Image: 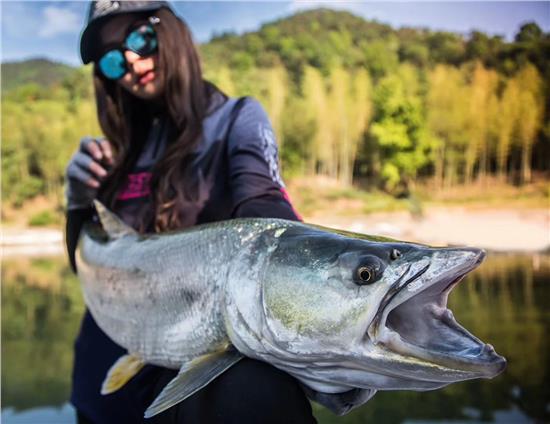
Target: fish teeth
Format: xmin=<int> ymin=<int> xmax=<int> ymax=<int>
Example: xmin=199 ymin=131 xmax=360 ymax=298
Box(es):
xmin=426 ymin=303 xmax=446 ymax=318
xmin=442 ymin=309 xmax=455 ymax=323
xmin=481 ymin=343 xmax=496 ymax=355
xmin=426 ymin=306 xmax=454 ymax=323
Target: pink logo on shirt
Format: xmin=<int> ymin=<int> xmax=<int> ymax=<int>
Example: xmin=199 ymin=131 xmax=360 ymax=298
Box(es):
xmin=117 ymin=172 xmax=152 ymax=200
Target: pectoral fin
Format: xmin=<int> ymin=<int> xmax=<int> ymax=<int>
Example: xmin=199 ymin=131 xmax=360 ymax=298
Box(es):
xmin=144 ymin=346 xmax=244 ymax=418
xmin=101 ymin=354 xmax=145 ymax=395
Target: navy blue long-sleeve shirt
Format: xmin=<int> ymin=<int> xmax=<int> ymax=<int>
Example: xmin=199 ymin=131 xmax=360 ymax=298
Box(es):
xmin=66 ymin=93 xmax=313 ymax=423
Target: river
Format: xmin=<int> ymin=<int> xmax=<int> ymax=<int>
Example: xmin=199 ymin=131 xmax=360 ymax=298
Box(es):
xmin=1 ymin=253 xmax=549 ymax=423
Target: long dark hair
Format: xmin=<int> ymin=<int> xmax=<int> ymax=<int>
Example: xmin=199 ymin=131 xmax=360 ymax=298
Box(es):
xmin=94 ymin=7 xmax=225 ymax=232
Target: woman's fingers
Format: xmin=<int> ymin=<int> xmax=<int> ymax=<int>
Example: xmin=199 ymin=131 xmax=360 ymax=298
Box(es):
xmin=86 ymin=177 xmax=100 ymax=189
xmin=80 ymin=136 xmax=103 ymax=160
xmin=70 ymin=151 xmax=107 ymax=187
xmin=89 ymin=160 xmax=108 ymax=179
xmin=80 ymin=137 xmax=113 ymax=165
xmin=98 ymin=138 xmax=114 ymax=165
xmin=67 ymin=158 xmax=100 ymax=188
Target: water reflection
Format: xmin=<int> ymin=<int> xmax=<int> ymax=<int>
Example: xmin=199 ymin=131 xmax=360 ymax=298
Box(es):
xmin=1 ymin=253 xmax=549 ymax=423
xmin=1 ymin=258 xmax=84 ymax=412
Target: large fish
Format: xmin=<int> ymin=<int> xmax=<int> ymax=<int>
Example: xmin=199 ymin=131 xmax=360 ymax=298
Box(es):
xmin=76 ymin=201 xmax=506 ymax=418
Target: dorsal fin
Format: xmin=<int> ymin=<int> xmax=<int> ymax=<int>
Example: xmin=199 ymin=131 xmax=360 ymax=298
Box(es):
xmin=93 ymin=200 xmax=137 ymax=239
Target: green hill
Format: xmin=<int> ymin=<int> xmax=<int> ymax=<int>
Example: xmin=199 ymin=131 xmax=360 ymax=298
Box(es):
xmin=200 ymin=8 xmax=548 ymax=79
xmin=1 ymin=58 xmax=76 ymax=92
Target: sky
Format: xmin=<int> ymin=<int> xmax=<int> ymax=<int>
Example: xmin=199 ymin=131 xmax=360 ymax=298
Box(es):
xmin=1 ymin=1 xmax=549 ymax=66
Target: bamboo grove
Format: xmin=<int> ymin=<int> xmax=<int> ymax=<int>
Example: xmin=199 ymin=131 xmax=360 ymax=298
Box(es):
xmin=2 ymin=9 xmax=548 ymax=207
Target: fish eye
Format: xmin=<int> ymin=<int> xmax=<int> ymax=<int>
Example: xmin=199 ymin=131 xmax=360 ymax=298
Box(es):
xmin=344 ymin=254 xmax=385 ymax=286
xmin=390 ymin=249 xmax=402 ymax=260
xmin=357 ymin=266 xmax=373 ymax=284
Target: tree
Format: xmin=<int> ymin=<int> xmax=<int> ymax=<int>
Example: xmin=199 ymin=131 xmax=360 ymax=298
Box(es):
xmin=464 ymin=62 xmax=499 ymax=183
xmin=280 ymin=96 xmax=316 ymax=176
xmin=495 ymin=78 xmax=520 ymax=180
xmin=515 ymin=22 xmax=543 ymax=43
xmin=62 ymin=67 xmax=94 ymax=105
xmin=426 ymin=32 xmax=466 ymax=66
xmin=301 ymin=66 xmax=331 ymax=175
xmin=514 ymin=64 xmax=545 ymax=183
xmin=399 ymin=41 xmax=430 ymax=68
xmin=370 ymin=64 xmax=432 ymax=192
xmin=426 ymin=64 xmax=469 ymax=188
xmin=260 ymin=67 xmax=289 ymax=153
xmin=346 ymin=69 xmax=373 ymax=185
xmin=360 ymin=38 xmax=399 ymax=80
xmin=465 ymin=31 xmax=504 ymax=67
xmin=203 ymin=66 xmax=235 ymax=97
xmin=327 ymin=66 xmax=351 ymax=182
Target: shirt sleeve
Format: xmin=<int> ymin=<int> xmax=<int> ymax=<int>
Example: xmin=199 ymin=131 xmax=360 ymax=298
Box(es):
xmin=227 ymin=98 xmax=301 ymax=221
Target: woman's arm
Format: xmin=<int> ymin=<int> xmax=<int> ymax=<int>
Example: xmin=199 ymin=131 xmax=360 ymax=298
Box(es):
xmin=227 ymin=98 xmax=301 ymax=221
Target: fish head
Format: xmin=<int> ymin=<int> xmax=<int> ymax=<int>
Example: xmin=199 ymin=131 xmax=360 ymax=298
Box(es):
xmin=253 ymin=224 xmax=506 ymax=394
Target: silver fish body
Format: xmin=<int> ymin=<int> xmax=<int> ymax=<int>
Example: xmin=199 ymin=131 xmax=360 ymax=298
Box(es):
xmin=77 ymin=217 xmax=292 ymax=368
xmin=76 ymin=203 xmax=506 ymax=417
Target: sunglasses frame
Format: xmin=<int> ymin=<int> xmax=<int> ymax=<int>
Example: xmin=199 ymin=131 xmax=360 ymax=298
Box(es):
xmin=97 ymin=16 xmax=160 ymax=80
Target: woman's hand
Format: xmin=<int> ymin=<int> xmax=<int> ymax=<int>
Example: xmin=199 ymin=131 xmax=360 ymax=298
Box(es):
xmin=65 ymin=137 xmax=114 ymax=210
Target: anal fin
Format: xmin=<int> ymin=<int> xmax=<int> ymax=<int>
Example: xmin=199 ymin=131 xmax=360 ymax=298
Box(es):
xmin=101 ymin=353 xmax=145 ymax=395
xmin=144 ymin=346 xmax=243 ymax=418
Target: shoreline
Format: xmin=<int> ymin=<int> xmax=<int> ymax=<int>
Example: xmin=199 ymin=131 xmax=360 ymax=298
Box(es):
xmin=306 ymin=206 xmax=549 ymax=253
xmin=2 ymin=228 xmax=65 ymax=258
xmin=2 ymin=206 xmax=549 ymax=257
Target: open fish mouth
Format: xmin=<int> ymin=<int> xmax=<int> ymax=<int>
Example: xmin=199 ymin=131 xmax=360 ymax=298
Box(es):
xmin=368 ymin=249 xmax=506 ymax=379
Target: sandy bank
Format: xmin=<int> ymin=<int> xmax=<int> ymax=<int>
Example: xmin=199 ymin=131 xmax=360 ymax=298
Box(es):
xmin=2 ymin=207 xmax=549 ymax=257
xmin=307 ymin=207 xmax=549 ymax=252
xmin=2 ymin=228 xmax=65 ymax=257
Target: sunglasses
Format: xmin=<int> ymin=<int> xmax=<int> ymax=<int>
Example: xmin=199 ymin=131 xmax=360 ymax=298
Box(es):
xmin=98 ymin=16 xmax=160 ymax=80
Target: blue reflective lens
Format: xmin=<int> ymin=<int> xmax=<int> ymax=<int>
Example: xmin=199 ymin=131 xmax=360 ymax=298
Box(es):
xmin=126 ymin=25 xmax=157 ymax=56
xmin=98 ymin=50 xmax=126 ymax=80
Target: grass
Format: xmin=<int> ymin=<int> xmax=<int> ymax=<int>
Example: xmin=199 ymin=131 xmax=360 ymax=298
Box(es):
xmin=286 ymin=175 xmax=549 ymax=220
xmin=1 ymin=195 xmax=64 ymax=228
xmin=286 ymin=177 xmax=414 ymax=218
xmin=28 ymin=210 xmax=60 ymax=227
xmin=416 ymin=176 xmax=550 ymax=209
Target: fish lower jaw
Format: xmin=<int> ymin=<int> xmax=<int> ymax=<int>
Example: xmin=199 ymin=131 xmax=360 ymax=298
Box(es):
xmin=369 ymin=308 xmax=506 ymax=380
xmin=364 ymin=260 xmax=506 ymax=380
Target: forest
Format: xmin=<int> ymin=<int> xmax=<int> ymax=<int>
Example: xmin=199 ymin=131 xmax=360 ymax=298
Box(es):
xmin=2 ymin=9 xmax=548 ymax=211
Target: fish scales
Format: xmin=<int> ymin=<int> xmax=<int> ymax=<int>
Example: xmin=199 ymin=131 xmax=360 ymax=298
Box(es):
xmin=77 ymin=218 xmax=289 ymax=368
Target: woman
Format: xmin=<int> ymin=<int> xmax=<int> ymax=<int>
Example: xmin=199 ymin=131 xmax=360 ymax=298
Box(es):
xmin=65 ymin=1 xmax=315 ymax=423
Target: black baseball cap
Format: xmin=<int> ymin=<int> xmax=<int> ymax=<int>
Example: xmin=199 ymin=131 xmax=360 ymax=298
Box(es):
xmin=80 ymin=0 xmax=173 ymax=64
